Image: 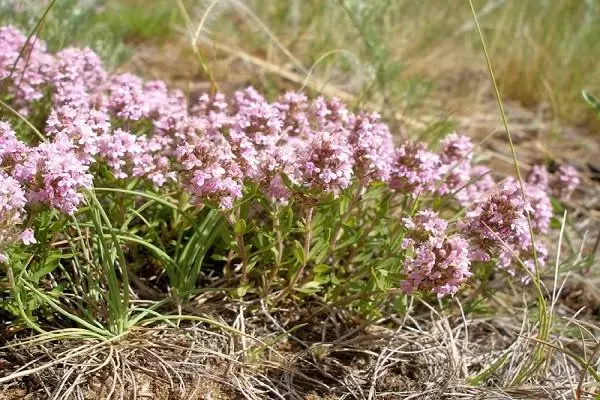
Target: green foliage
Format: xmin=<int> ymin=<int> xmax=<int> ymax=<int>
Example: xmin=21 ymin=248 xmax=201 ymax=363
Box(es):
xmin=0 ymin=0 xmax=129 ymax=69
xmin=582 ymin=90 xmax=600 ymax=117
xmin=88 ymin=0 xmax=182 ymax=45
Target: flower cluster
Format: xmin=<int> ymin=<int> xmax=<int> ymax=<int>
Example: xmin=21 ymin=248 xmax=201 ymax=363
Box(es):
xmin=0 ymin=172 xmax=33 ymax=262
xmin=0 ymin=25 xmax=53 ymax=113
xmin=0 ymin=26 xmax=580 ymax=296
xmin=296 ymin=130 xmax=354 ymax=195
xmin=401 ymin=210 xmax=471 ymax=297
xmin=459 ymin=179 xmax=550 ymax=282
xmin=176 ymin=135 xmax=243 ymax=209
xmin=389 ymin=142 xmax=441 ymax=196
xmin=1 ymin=122 xmax=92 ymax=215
xmin=550 ymin=164 xmax=580 ymax=200
xmin=527 ymin=163 xmax=580 ymax=201
xmin=348 ymin=112 xmax=395 ymax=185
xmin=437 ymin=133 xmax=474 ymax=196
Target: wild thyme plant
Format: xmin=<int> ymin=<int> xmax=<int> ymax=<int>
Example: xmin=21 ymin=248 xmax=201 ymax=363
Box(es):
xmin=0 ymin=25 xmax=580 ymax=332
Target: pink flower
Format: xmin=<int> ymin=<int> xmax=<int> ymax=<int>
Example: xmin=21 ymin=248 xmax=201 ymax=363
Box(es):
xmin=275 ymin=91 xmax=310 ymax=137
xmin=389 ymin=141 xmax=441 ymax=196
xmin=296 ymin=130 xmax=354 ymax=195
xmin=402 ymin=209 xmax=448 ymax=249
xmin=0 ymin=172 xmax=28 ymax=262
xmin=175 ymin=134 xmax=243 ymax=209
xmin=347 ymin=112 xmax=394 ymax=185
xmin=524 ymin=181 xmax=552 ymax=234
xmin=52 ymin=47 xmax=106 ymax=91
xmin=437 ymin=134 xmax=475 ymax=196
xmin=459 ymin=179 xmax=548 ymax=280
xmin=399 ymin=210 xmax=471 ymax=297
xmin=106 ymin=73 xmax=148 ymax=121
xmin=439 ymin=133 xmax=473 ymax=164
xmin=401 ymin=234 xmax=472 ymax=298
xmin=190 ymin=92 xmax=232 ymax=134
xmin=45 ymin=105 xmax=110 ymax=163
xmin=19 ymin=134 xmax=93 ymax=215
xmin=0 ymin=120 xmax=29 ymax=169
xmin=0 ymin=26 xmax=54 ymax=113
xmin=19 ymin=229 xmax=36 ymax=245
xmin=311 ymin=96 xmax=352 ymax=130
xmin=550 ymin=164 xmax=579 ymax=200
xmin=526 ymin=165 xmax=550 ymax=189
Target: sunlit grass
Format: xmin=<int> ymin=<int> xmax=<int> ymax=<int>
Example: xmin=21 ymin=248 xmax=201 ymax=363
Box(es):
xmin=179 ymin=0 xmax=600 ymax=128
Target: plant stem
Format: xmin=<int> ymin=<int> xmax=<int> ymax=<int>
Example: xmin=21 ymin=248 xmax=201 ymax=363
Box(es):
xmin=345 ymin=192 xmax=393 ymax=268
xmin=6 ymin=266 xmax=45 ymax=334
xmin=276 ymin=206 xmax=313 ymax=301
xmin=234 ymin=209 xmax=250 ymax=285
xmin=265 ymin=205 xmax=284 ymax=293
xmin=329 ymin=185 xmax=361 ymax=258
xmin=238 ymin=233 xmax=249 ymax=284
xmin=294 ymin=206 xmax=314 ymax=287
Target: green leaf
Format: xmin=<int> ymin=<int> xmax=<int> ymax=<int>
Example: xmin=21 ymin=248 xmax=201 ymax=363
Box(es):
xmin=236 ymin=285 xmax=249 ymax=297
xmin=30 ymin=253 xmax=68 ymax=282
xmin=309 ymin=238 xmax=329 ymax=264
xmin=329 ymin=273 xmax=340 ymax=286
xmin=176 ymin=209 xmax=224 ymax=294
xmin=582 ymin=90 xmax=600 ymax=116
xmin=313 ymin=263 xmax=329 ymax=274
xmin=291 ymin=240 xmax=305 ymax=265
xmin=281 ymin=206 xmax=294 ymax=233
xmin=297 ymin=280 xmax=323 ymax=294
xmin=234 ymin=218 xmax=247 ymax=235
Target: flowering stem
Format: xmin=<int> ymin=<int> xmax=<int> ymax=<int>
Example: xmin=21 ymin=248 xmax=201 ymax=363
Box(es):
xmin=345 ymin=192 xmax=393 ymax=267
xmin=238 ymin=233 xmax=249 ymax=284
xmin=233 ymin=209 xmax=250 ymax=286
xmin=276 ymin=206 xmax=313 ymax=301
xmin=295 ymin=207 xmax=314 ymax=286
xmin=223 ymin=249 xmax=234 ymax=281
xmin=329 ymin=185 xmax=361 ymax=258
xmin=264 ymin=206 xmax=284 ymax=294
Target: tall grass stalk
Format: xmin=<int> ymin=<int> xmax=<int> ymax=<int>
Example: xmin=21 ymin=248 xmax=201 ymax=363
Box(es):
xmin=467 ymin=0 xmax=550 ymax=383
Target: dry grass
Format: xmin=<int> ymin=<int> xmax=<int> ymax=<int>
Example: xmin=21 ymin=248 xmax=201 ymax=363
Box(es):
xmin=160 ymin=0 xmax=600 ymax=130
xmin=8 ymin=0 xmax=600 ymax=128
xmin=2 ymin=288 xmax=600 ymax=399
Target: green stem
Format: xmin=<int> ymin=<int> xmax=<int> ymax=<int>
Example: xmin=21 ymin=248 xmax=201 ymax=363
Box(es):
xmin=234 ymin=209 xmax=250 ymax=286
xmin=276 ymin=206 xmax=314 ymax=301
xmin=329 ymin=185 xmax=362 ymax=258
xmin=293 ymin=207 xmax=314 ymax=288
xmin=467 ymin=0 xmax=549 ymax=382
xmin=345 ymin=192 xmax=393 ymax=267
xmin=264 ymin=205 xmax=284 ymax=293
xmin=6 ymin=266 xmax=45 ymax=334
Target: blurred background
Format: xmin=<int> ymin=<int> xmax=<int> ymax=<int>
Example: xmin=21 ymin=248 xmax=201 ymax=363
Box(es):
xmin=2 ymin=0 xmax=599 ymax=149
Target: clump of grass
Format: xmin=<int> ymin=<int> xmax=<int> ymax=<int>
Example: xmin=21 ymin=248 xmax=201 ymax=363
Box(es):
xmin=483 ymin=0 xmax=600 ymax=126
xmin=89 ymin=0 xmax=183 ymax=44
